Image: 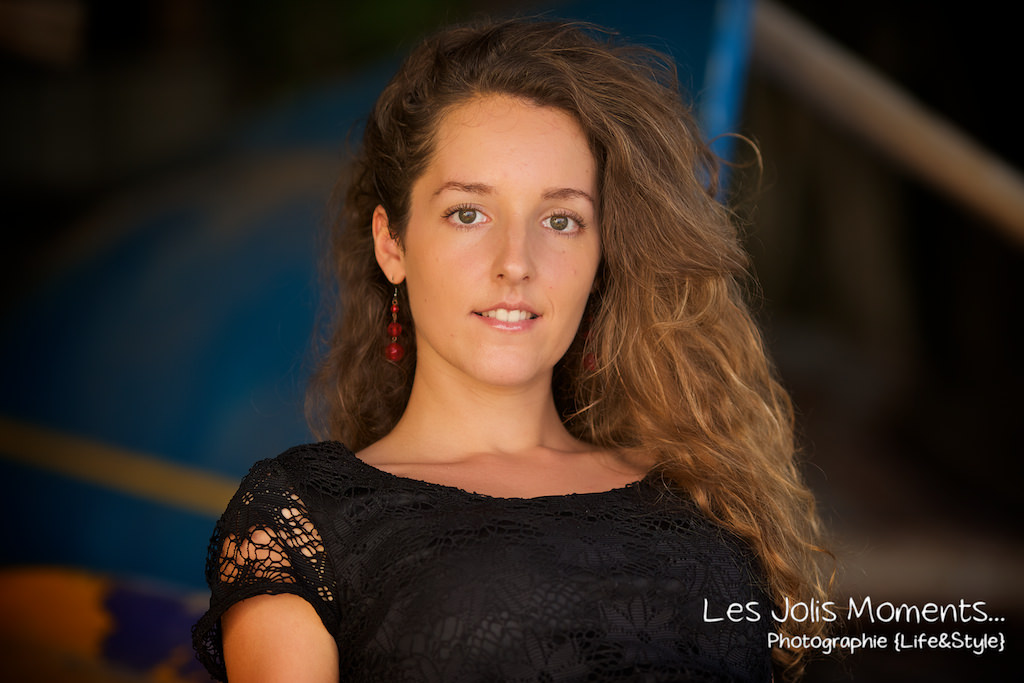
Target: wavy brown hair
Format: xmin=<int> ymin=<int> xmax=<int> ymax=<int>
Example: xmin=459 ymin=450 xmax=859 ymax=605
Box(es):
xmin=307 ymin=18 xmax=831 ymax=679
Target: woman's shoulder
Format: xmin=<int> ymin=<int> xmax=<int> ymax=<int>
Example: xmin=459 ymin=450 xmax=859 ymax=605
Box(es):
xmin=233 ymin=441 xmax=366 ymax=504
xmin=269 ymin=440 xmax=358 ymax=475
xmin=633 ymin=477 xmax=768 ymax=586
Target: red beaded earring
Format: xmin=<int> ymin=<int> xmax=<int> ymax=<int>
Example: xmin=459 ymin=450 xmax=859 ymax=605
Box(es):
xmin=385 ymin=285 xmax=405 ymax=362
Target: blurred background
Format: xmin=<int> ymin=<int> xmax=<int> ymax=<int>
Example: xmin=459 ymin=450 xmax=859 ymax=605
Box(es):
xmin=0 ymin=0 xmax=1020 ymax=680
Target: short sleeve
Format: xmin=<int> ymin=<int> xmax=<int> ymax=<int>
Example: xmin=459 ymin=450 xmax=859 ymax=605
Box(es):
xmin=191 ymin=457 xmax=340 ymax=681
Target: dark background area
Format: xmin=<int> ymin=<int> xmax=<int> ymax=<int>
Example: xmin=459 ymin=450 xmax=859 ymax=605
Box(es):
xmin=1 ymin=0 xmax=1020 ymax=680
xmin=740 ymin=0 xmax=1023 ymax=534
xmin=733 ymin=1 xmax=1024 ymax=678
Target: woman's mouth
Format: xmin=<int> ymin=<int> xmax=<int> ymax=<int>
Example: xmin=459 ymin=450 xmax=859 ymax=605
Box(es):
xmin=476 ymin=308 xmax=538 ymax=323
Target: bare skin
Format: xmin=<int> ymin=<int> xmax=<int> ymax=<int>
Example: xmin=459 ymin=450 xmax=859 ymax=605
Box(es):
xmin=362 ymin=96 xmax=647 ymax=497
xmin=356 ymin=329 xmax=647 ymax=498
xmin=222 ymin=593 xmax=338 ymax=682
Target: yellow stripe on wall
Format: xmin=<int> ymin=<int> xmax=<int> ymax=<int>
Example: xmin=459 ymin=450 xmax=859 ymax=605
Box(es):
xmin=0 ymin=416 xmax=237 ymax=517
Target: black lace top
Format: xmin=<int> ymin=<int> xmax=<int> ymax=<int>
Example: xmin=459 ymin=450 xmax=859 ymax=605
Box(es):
xmin=192 ymin=442 xmax=773 ymax=681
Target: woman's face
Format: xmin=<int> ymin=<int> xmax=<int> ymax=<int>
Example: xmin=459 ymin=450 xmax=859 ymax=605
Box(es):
xmin=374 ymin=94 xmax=600 ymax=391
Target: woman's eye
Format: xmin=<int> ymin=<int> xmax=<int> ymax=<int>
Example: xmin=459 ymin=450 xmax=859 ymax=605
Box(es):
xmin=445 ymin=206 xmax=487 ymax=226
xmin=544 ymin=213 xmax=583 ymax=233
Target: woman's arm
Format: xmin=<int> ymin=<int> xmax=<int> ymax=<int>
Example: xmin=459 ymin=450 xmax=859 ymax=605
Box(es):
xmin=222 ymin=593 xmax=339 ymax=682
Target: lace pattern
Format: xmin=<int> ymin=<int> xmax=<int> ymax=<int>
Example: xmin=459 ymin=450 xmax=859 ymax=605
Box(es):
xmin=192 ymin=457 xmax=340 ymax=680
xmin=193 ymin=442 xmax=772 ymax=682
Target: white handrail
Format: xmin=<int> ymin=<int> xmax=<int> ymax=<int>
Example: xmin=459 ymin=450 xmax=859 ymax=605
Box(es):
xmin=752 ymin=0 xmax=1024 ymax=246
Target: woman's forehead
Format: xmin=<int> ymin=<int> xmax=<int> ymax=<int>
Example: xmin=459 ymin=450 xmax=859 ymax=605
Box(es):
xmin=420 ymin=95 xmax=597 ymax=194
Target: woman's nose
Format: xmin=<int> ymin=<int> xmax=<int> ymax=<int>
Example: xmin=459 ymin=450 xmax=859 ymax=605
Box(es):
xmin=493 ymin=220 xmax=533 ymax=281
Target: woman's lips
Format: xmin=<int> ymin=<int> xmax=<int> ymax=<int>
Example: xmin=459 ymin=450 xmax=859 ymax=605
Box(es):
xmin=475 ymin=308 xmax=538 ymax=323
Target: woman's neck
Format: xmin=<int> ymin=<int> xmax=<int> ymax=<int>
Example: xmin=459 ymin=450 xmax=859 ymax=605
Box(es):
xmin=385 ymin=363 xmax=579 ymax=462
xmin=356 ymin=363 xmax=649 ymax=497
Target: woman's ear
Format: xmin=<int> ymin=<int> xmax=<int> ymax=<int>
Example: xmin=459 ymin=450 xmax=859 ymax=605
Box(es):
xmin=372 ymin=205 xmax=406 ymax=284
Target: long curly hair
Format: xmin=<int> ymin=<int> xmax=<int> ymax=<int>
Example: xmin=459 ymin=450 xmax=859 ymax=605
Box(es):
xmin=307 ymin=18 xmax=831 ymax=679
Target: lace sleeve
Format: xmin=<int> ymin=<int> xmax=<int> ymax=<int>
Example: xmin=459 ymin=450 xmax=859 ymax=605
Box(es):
xmin=192 ymin=457 xmax=340 ymax=681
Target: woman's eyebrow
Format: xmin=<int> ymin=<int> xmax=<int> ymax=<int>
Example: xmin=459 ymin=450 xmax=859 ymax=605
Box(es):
xmin=543 ymin=187 xmax=594 ymax=204
xmin=434 ymin=181 xmax=594 ymax=205
xmin=433 ymin=181 xmax=494 ymax=196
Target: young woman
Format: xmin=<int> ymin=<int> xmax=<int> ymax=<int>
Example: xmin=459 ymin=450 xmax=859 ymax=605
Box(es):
xmin=193 ymin=18 xmax=830 ymax=682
